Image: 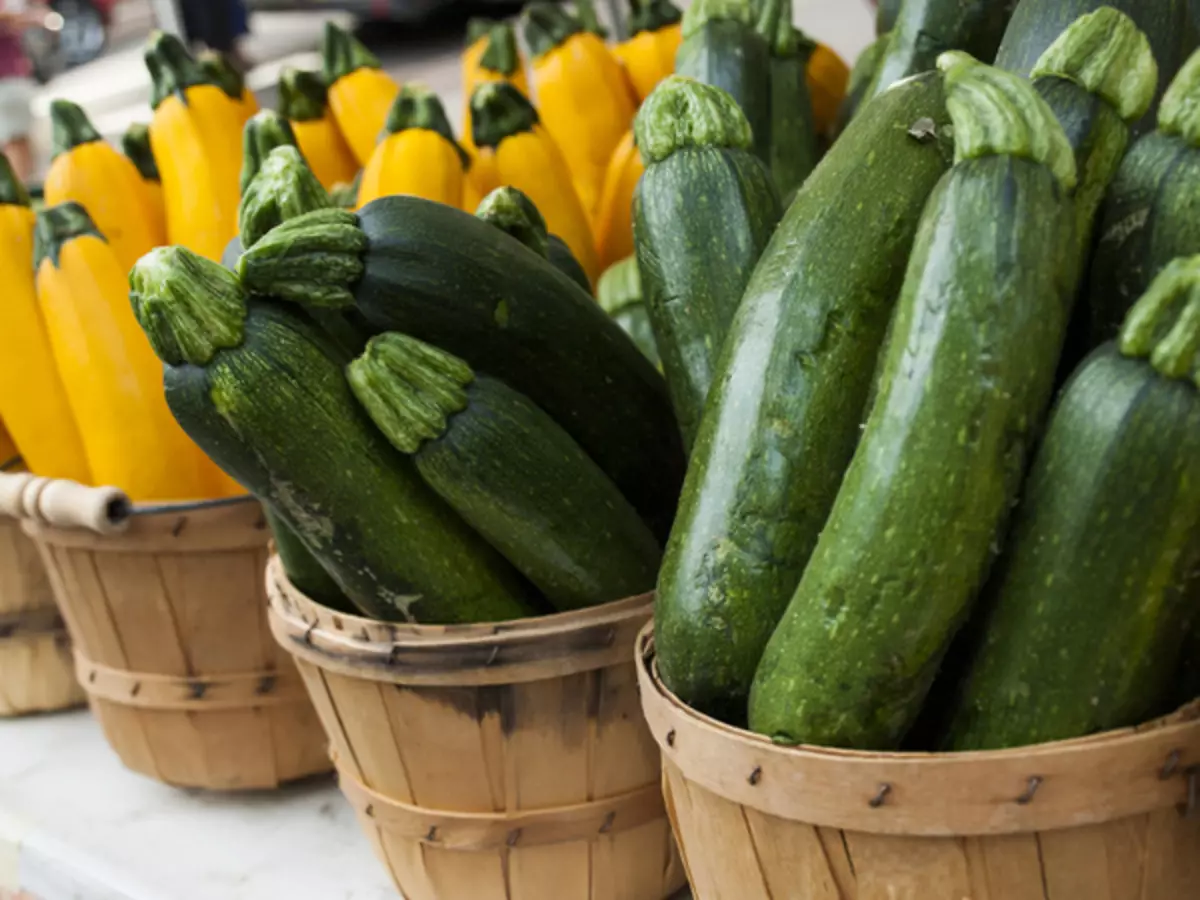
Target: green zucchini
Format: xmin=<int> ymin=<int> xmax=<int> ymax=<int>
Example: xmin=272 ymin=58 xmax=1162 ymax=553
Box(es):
xmin=597 ymin=255 xmax=660 ymax=369
xmin=633 ymin=76 xmax=782 ymax=451
xmin=237 ymin=195 xmax=685 ymax=541
xmin=472 ymin=184 xmax=592 ymax=294
xmin=836 ymin=31 xmax=890 ymax=133
xmin=329 ymin=171 xmax=361 ymax=209
xmin=265 ymin=508 xmax=356 ymax=614
xmin=239 ymin=145 xmax=331 ymax=250
xmin=1087 ymin=51 xmax=1200 ymax=345
xmin=674 ymin=0 xmax=772 ymax=164
xmin=547 ymin=236 xmax=592 ymax=295
xmin=240 ymin=109 xmax=300 ymax=196
xmin=866 ymin=0 xmax=1015 ymax=100
xmin=749 ymin=53 xmax=1077 ymax=749
xmin=654 ymin=70 xmax=953 ymax=724
xmin=129 ymin=247 xmax=540 ymax=624
xmin=1179 ymin=630 xmax=1200 ymax=705
xmin=348 ymin=333 xmax=661 ymax=611
xmin=877 ymin=0 xmax=903 ymax=35
xmin=996 ymin=0 xmax=1191 ymax=137
xmin=942 ymin=258 xmax=1200 ymax=750
xmin=757 ymin=0 xmax=818 ymax=195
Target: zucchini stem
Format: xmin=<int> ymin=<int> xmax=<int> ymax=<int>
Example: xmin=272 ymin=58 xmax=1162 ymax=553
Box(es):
xmin=1159 ymin=49 xmax=1200 ymax=148
xmin=239 ymin=145 xmax=331 ymax=250
xmin=470 ymin=81 xmax=539 ymax=149
xmin=681 ymin=0 xmax=752 ymax=40
xmin=144 ymin=30 xmax=212 ymax=110
xmin=383 ymin=84 xmax=469 ymax=168
xmin=479 ymin=21 xmax=522 ymax=77
xmin=197 ymin=49 xmax=245 ymax=101
xmin=240 ymin=109 xmax=300 ymax=195
xmin=521 ymin=2 xmax=583 ymax=59
xmin=629 ymin=0 xmax=681 ymax=37
xmin=1119 ymin=255 xmax=1200 ymax=383
xmin=321 ymin=21 xmax=381 ymax=85
xmin=121 ymin=123 xmax=160 ymax=182
xmin=635 ymin=74 xmax=753 ymax=164
xmin=0 ymin=151 xmax=30 ymax=207
xmin=475 ymin=186 xmax=550 ymax=258
xmin=49 ymin=99 xmax=101 ymax=160
xmin=237 ymin=207 xmax=368 ymax=308
xmin=33 ymin=202 xmax=103 ymax=269
xmin=278 ymin=67 xmax=328 ymax=122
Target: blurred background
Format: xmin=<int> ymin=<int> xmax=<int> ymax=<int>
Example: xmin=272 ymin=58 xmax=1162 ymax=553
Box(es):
xmin=12 ymin=0 xmax=874 ymax=177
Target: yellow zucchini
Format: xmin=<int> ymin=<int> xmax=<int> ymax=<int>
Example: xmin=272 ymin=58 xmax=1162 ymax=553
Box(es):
xmin=613 ymin=0 xmax=683 ymax=101
xmin=322 ymin=22 xmax=400 ymax=165
xmin=278 ymin=67 xmax=359 ymax=191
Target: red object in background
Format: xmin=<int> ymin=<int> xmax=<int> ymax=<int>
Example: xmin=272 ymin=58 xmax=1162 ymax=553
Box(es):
xmin=91 ymin=0 xmax=118 ymax=22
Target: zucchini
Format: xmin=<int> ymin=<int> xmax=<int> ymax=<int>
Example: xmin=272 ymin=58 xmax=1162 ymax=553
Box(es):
xmin=129 ymin=247 xmax=540 ymax=624
xmin=265 ymin=508 xmax=356 ymax=614
xmin=867 ymin=0 xmax=1016 ymax=100
xmin=239 ymin=145 xmax=331 ymax=250
xmin=758 ymin=0 xmax=818 ymax=196
xmin=836 ymin=32 xmax=889 ymax=134
xmin=348 ymin=333 xmax=661 ymax=612
xmin=237 ymin=195 xmax=685 ymax=541
xmin=942 ymin=258 xmax=1200 ymax=750
xmin=239 ymin=109 xmax=299 ymax=195
xmin=996 ymin=0 xmax=1192 ymax=137
xmin=597 ymin=255 xmax=661 ymax=369
xmin=674 ymin=0 xmax=772 ymax=164
xmin=654 ymin=71 xmax=953 ymax=723
xmin=748 ymin=53 xmax=1077 ymax=749
xmin=1087 ymin=51 xmax=1200 ymax=344
xmin=547 ymin=236 xmax=592 ymax=295
xmin=633 ymin=75 xmax=782 ymax=450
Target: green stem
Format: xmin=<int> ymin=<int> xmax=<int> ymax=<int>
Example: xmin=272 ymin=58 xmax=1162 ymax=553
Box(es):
xmin=237 ymin=208 xmax=368 ymax=309
xmin=479 ymin=22 xmax=521 ymax=77
xmin=1160 ymin=48 xmax=1200 ymax=148
xmin=383 ymin=84 xmax=469 ymax=168
xmin=522 ymin=2 xmax=583 ymax=59
xmin=470 ymin=81 xmax=539 ymax=149
xmin=322 ymin=21 xmax=381 ymax=86
xmin=198 ymin=49 xmax=245 ymax=100
xmin=33 ymin=202 xmax=103 ymax=270
xmin=754 ymin=0 xmax=794 ymax=57
xmin=1031 ymin=7 xmax=1158 ymax=124
xmin=575 ymin=0 xmax=608 ymax=38
xmin=938 ymin=51 xmax=1077 ymax=192
xmin=596 ymin=254 xmax=642 ymax=316
xmin=1119 ymin=255 xmax=1200 ymax=383
xmin=121 ymin=123 xmax=160 ymax=182
xmin=634 ymin=74 xmax=753 ymax=164
xmin=278 ymin=67 xmax=328 ymax=122
xmin=347 ymin=333 xmax=474 ymax=454
xmin=628 ymin=0 xmax=681 ymax=37
xmin=129 ymin=246 xmax=248 ymax=367
xmin=144 ymin=30 xmax=214 ymax=110
xmin=0 ymin=151 xmax=30 ymax=207
xmin=239 ymin=145 xmax=331 ymax=250
xmin=466 ymin=16 xmax=498 ymax=46
xmin=475 ymin=186 xmax=550 ymax=258
xmin=680 ymin=0 xmax=752 ymax=41
xmin=49 ymin=99 xmax=101 ymax=160
xmin=240 ymin=109 xmax=300 ymax=195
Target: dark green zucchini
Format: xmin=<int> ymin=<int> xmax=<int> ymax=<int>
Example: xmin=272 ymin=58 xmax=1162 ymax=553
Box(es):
xmin=472 ymin=184 xmax=592 ymax=294
xmin=942 ymin=258 xmax=1200 ymax=750
xmin=836 ymin=31 xmax=890 ymax=133
xmin=749 ymin=53 xmax=1077 ymax=749
xmin=129 ymin=246 xmax=540 ymax=623
xmin=265 ymin=508 xmax=356 ymax=613
xmin=757 ymin=0 xmax=818 ymax=195
xmin=996 ymin=0 xmax=1191 ymax=137
xmin=547 ymin=236 xmax=592 ymax=295
xmin=1087 ymin=51 xmax=1200 ymax=344
xmin=239 ymin=145 xmax=331 ymax=250
xmin=237 ymin=194 xmax=685 ymax=541
xmin=240 ymin=109 xmax=300 ymax=195
xmin=633 ymin=75 xmax=782 ymax=451
xmin=348 ymin=333 xmax=661 ymax=611
xmin=674 ymin=0 xmax=772 ymax=163
xmin=597 ymin=255 xmax=660 ymax=369
xmin=654 ymin=70 xmax=953 ymax=724
xmin=866 ymin=0 xmax=1015 ymax=100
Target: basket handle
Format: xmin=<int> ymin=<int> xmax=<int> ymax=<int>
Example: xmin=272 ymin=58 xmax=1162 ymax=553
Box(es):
xmin=0 ymin=472 xmax=131 ymax=535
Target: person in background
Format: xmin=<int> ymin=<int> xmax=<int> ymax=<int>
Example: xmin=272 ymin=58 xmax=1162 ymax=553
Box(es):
xmin=179 ymin=0 xmax=249 ymax=71
xmin=0 ymin=1 xmax=49 ymax=181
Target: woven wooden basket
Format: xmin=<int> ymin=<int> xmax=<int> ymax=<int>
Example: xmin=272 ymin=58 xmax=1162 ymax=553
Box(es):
xmin=0 ymin=473 xmax=331 ymax=790
xmin=267 ymin=556 xmax=687 ymax=900
xmin=636 ymin=625 xmax=1200 ymax=900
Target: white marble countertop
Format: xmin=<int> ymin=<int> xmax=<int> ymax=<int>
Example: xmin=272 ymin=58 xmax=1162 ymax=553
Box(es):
xmin=0 ymin=710 xmax=397 ymax=900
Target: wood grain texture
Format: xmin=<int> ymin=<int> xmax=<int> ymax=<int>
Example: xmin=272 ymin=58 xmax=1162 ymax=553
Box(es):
xmin=268 ymin=558 xmax=685 ymax=900
xmin=26 ymin=498 xmax=329 ymax=790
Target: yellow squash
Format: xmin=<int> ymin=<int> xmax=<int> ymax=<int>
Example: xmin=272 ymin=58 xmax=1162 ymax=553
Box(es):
xmin=358 ymin=85 xmax=466 ymax=208
xmin=121 ymin=123 xmax=168 ymax=251
xmin=523 ymin=3 xmax=637 ymax=218
xmin=806 ymin=43 xmax=850 ymax=138
xmin=279 ymin=67 xmax=359 ymax=191
xmin=322 ymin=22 xmax=400 ymax=166
xmin=594 ymin=128 xmax=644 ymax=271
xmin=198 ymin=49 xmax=259 ymax=124
xmin=613 ymin=0 xmax=683 ymax=101
xmin=34 ymin=203 xmax=231 ymax=502
xmin=461 ymin=20 xmax=529 ymax=156
xmin=0 ymin=420 xmax=17 ymax=467
xmin=0 ymin=156 xmax=90 ymax=482
xmin=471 ymin=81 xmax=599 ymax=285
xmin=146 ymin=31 xmax=247 ymax=261
xmin=43 ymin=100 xmax=161 ymax=273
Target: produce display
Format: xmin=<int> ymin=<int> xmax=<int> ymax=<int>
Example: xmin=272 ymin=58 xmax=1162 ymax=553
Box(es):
xmin=277 ymin=67 xmax=359 ymax=192
xmin=320 ymin=22 xmax=399 ymax=165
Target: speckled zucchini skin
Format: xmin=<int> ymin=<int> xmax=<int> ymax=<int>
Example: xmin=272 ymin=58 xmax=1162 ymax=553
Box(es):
xmin=162 ymin=302 xmax=540 ymax=623
xmin=547 ymin=234 xmax=592 ymax=295
xmin=634 ymin=145 xmax=781 ymax=450
xmin=653 ymin=72 xmax=953 ymax=724
xmin=748 ymin=155 xmax=1075 ymax=749
xmin=265 ymin=508 xmax=355 ymax=613
xmin=941 ymin=345 xmax=1200 ymax=750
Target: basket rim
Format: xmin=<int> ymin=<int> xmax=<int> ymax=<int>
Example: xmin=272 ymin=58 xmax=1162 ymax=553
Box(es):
xmin=637 ymin=622 xmax=1200 ymax=836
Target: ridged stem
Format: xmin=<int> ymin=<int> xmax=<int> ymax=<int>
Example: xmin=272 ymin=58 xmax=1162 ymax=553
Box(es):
xmin=278 ymin=67 xmax=328 ymax=122
xmin=522 ymin=2 xmax=582 ymax=58
xmin=479 ymin=22 xmax=521 ymax=77
xmin=144 ymin=30 xmax=212 ymax=110
xmin=466 ymin=17 xmax=498 ymax=46
xmin=634 ymin=74 xmax=753 ymax=164
xmin=629 ymin=0 xmax=681 ymax=37
xmin=49 ymin=99 xmax=101 ymax=160
xmin=121 ymin=123 xmax=160 ymax=182
xmin=470 ymin=81 xmax=539 ymax=149
xmin=240 ymin=109 xmax=300 ymax=195
xmin=1119 ymin=255 xmax=1200 ymax=384
xmin=938 ymin=51 xmax=1077 ymax=192
xmin=33 ymin=202 xmax=103 ymax=269
xmin=239 ymin=145 xmax=331 ymax=249
xmin=347 ymin=333 xmax=474 ymax=454
xmin=680 ymin=0 xmax=752 ymax=41
xmin=754 ymin=0 xmax=794 ymax=57
xmin=0 ymin=151 xmax=30 ymax=207
xmin=1160 ymin=48 xmax=1200 ymax=148
xmin=198 ymin=49 xmax=245 ymax=100
xmin=322 ymin=21 xmax=381 ymax=85
xmin=237 ymin=207 xmax=368 ymax=308
xmin=129 ymin=246 xmax=248 ymax=367
xmin=475 ymin=186 xmax=549 ymax=258
xmin=1031 ymin=7 xmax=1157 ymax=124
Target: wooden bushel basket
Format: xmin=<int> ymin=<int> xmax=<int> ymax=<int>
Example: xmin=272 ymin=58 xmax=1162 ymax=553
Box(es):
xmin=0 ymin=473 xmax=331 ymax=790
xmin=266 ymin=556 xmax=687 ymax=900
xmin=637 ymin=625 xmax=1200 ymax=900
